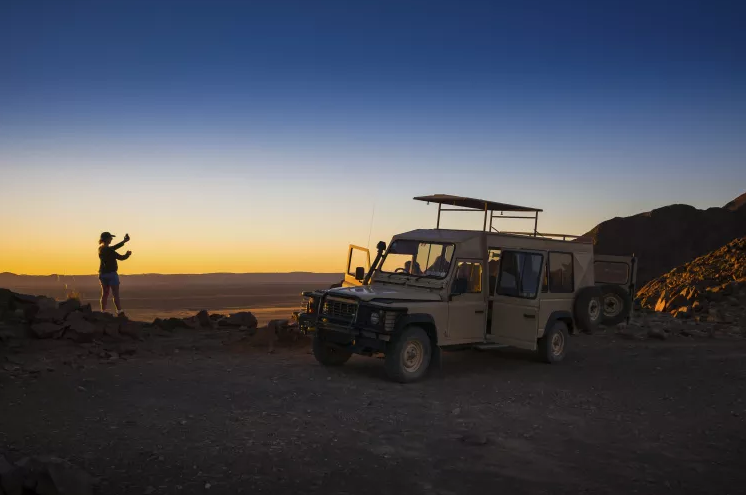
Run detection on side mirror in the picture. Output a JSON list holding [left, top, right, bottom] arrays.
[[355, 266, 365, 281], [450, 279, 467, 299]]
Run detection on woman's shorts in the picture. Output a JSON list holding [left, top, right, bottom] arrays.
[[99, 272, 120, 286]]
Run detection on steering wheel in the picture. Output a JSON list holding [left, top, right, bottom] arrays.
[[395, 268, 408, 273]]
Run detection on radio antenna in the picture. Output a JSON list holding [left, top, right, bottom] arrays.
[[367, 203, 376, 250]]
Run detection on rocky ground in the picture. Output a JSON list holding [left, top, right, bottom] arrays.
[[636, 236, 746, 328], [2, 288, 746, 494], [2, 324, 746, 494]]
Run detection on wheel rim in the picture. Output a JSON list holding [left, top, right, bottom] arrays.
[[402, 340, 424, 373], [603, 294, 623, 318], [588, 298, 601, 322], [551, 332, 565, 356]]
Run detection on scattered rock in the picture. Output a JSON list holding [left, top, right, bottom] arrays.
[[672, 306, 692, 319]]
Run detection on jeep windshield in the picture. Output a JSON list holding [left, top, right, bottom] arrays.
[[379, 240, 455, 279]]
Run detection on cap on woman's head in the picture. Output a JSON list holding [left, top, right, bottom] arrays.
[[99, 232, 115, 243]]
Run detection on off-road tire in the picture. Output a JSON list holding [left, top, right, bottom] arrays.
[[312, 335, 352, 367], [573, 286, 603, 333], [538, 320, 569, 363], [385, 326, 432, 383], [599, 284, 632, 326]]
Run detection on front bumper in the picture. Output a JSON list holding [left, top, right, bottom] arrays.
[[299, 296, 406, 352]]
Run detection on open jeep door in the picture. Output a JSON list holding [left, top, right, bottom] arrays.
[[343, 245, 371, 287], [594, 254, 638, 325]]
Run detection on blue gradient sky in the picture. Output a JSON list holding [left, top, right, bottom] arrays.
[[1, 0, 745, 274]]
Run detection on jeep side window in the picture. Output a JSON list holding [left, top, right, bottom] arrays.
[[497, 251, 543, 299], [488, 249, 501, 295], [548, 252, 574, 293], [452, 261, 483, 294]]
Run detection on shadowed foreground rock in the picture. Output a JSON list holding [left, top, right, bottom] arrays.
[[0, 454, 98, 495]]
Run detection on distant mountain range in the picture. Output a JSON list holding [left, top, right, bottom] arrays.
[[583, 192, 746, 287], [0, 272, 342, 291]]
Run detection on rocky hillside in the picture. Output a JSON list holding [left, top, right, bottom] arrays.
[[583, 192, 746, 286], [636, 237, 746, 326]]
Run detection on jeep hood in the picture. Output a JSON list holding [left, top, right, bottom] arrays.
[[326, 285, 441, 302]]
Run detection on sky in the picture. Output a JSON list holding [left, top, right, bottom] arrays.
[[1, 0, 745, 275]]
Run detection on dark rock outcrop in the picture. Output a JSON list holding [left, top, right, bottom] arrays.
[[583, 192, 746, 286]]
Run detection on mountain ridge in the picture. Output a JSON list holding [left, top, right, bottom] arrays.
[[584, 191, 746, 287]]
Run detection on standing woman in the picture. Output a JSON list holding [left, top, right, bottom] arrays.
[[98, 232, 132, 314]]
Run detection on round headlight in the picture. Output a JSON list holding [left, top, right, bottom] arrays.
[[369, 311, 381, 325]]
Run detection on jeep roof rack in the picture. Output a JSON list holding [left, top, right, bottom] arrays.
[[414, 194, 543, 234]]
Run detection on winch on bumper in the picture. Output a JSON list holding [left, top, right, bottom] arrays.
[[298, 291, 406, 355]]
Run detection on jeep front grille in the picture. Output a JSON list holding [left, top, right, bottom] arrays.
[[321, 298, 357, 322]]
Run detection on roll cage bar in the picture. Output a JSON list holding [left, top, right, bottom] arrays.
[[413, 194, 584, 241]]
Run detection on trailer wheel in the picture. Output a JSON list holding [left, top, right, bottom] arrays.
[[599, 284, 632, 326], [538, 320, 569, 363], [573, 286, 603, 333], [385, 326, 432, 383], [313, 335, 352, 367]]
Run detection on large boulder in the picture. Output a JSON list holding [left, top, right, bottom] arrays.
[[119, 321, 144, 340], [221, 311, 258, 329], [65, 320, 99, 343], [103, 322, 123, 339], [30, 322, 65, 339], [33, 308, 68, 324], [65, 310, 87, 323], [86, 311, 116, 323], [57, 298, 82, 318]]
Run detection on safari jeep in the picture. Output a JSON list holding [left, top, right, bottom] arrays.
[[299, 195, 636, 383]]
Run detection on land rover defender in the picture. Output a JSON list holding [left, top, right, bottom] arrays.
[[299, 195, 636, 382]]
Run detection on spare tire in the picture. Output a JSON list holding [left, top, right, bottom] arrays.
[[599, 284, 632, 326], [573, 286, 603, 333]]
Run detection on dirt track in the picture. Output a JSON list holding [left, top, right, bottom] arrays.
[[2, 332, 745, 494]]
